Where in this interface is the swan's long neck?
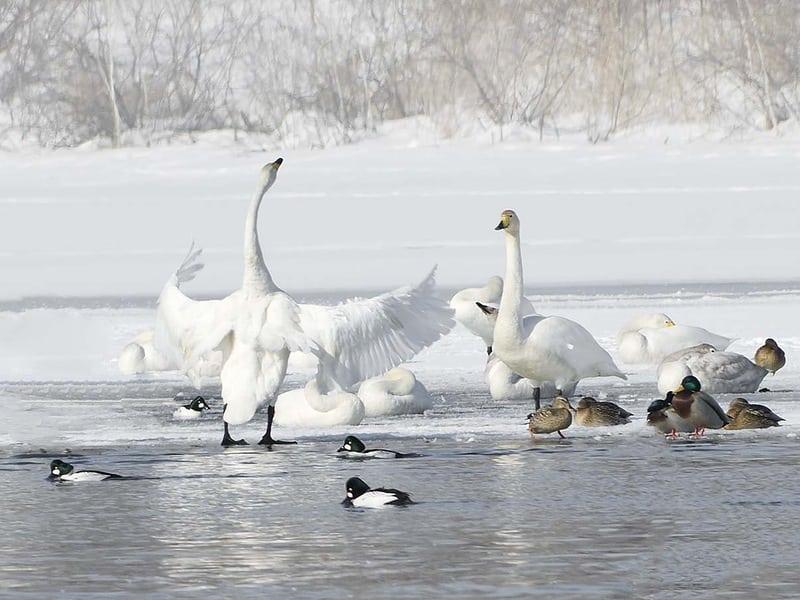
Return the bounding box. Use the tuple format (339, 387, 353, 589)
(496, 231, 524, 344)
(242, 185, 277, 294)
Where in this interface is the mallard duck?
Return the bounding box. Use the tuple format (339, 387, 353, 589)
(646, 392, 694, 437)
(669, 375, 730, 435)
(573, 397, 632, 426)
(725, 398, 784, 430)
(754, 338, 786, 375)
(526, 397, 573, 438)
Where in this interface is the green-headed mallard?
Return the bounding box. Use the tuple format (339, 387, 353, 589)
(670, 375, 730, 435)
(725, 398, 784, 430)
(527, 396, 573, 438)
(754, 338, 786, 375)
(646, 392, 694, 437)
(573, 397, 632, 426)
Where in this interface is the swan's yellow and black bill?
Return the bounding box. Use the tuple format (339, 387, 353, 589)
(495, 211, 513, 230)
(273, 157, 283, 168)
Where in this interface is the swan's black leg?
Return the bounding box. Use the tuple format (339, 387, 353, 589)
(258, 406, 297, 446)
(486, 346, 493, 356)
(221, 421, 248, 447)
(556, 388, 564, 397)
(557, 430, 566, 439)
(533, 387, 541, 411)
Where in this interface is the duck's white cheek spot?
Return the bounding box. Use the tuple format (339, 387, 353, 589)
(344, 444, 351, 450)
(567, 344, 575, 350)
(347, 491, 353, 498)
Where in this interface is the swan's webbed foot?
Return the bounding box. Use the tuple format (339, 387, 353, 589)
(257, 405, 296, 447)
(221, 422, 248, 447)
(257, 435, 297, 447)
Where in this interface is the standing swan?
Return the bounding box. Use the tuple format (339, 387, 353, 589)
(156, 159, 312, 446)
(491, 210, 626, 408)
(449, 276, 536, 354)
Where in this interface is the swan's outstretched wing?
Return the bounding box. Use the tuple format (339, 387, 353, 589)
(299, 268, 454, 389)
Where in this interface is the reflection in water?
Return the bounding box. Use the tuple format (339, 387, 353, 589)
(1, 384, 800, 598)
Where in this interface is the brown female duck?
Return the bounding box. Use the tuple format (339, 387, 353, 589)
(573, 397, 632, 426)
(725, 397, 784, 430)
(527, 396, 573, 438)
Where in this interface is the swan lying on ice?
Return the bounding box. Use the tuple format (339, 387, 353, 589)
(616, 313, 733, 365)
(491, 210, 626, 408)
(357, 367, 432, 417)
(657, 344, 768, 395)
(485, 354, 575, 401)
(148, 160, 453, 439)
(118, 330, 174, 374)
(273, 380, 365, 427)
(450, 276, 536, 354)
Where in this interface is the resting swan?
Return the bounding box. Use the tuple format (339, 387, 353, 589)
(273, 380, 365, 427)
(492, 210, 626, 407)
(450, 276, 536, 354)
(357, 367, 432, 417)
(118, 330, 175, 374)
(616, 313, 733, 365)
(657, 344, 768, 395)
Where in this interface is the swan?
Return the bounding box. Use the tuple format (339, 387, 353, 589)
(152, 161, 453, 440)
(357, 367, 432, 417)
(119, 249, 223, 379)
(485, 354, 575, 401)
(616, 313, 734, 365)
(118, 330, 175, 374)
(492, 209, 626, 408)
(657, 344, 768, 395)
(273, 380, 365, 427)
(155, 158, 313, 446)
(449, 276, 536, 353)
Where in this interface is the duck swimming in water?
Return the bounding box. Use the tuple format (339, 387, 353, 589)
(342, 477, 413, 508)
(336, 435, 416, 459)
(173, 395, 210, 420)
(48, 460, 122, 482)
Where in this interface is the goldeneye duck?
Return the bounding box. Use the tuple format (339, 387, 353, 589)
(173, 395, 210, 420)
(342, 477, 413, 508)
(336, 435, 414, 459)
(48, 460, 122, 482)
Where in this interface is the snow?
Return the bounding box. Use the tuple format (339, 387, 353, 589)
(1, 134, 799, 300)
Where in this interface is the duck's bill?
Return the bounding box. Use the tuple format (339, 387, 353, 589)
(46, 474, 59, 481)
(336, 447, 346, 453)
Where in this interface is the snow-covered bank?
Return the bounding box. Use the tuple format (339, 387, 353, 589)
(1, 137, 799, 300)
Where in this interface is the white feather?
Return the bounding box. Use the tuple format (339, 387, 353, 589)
(352, 490, 402, 508)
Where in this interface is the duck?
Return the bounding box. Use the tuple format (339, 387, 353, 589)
(572, 397, 632, 427)
(485, 354, 576, 401)
(657, 344, 768, 395)
(526, 397, 573, 438)
(646, 392, 695, 437)
(449, 276, 536, 354)
(336, 435, 414, 459)
(48, 460, 121, 482)
(669, 375, 730, 436)
(357, 368, 432, 417)
(342, 477, 413, 508)
(725, 398, 784, 430)
(492, 210, 626, 410)
(173, 395, 210, 420)
(754, 338, 786, 375)
(616, 313, 734, 365)
(273, 380, 365, 427)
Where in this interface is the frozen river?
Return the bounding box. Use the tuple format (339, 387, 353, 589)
(1, 283, 798, 598)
